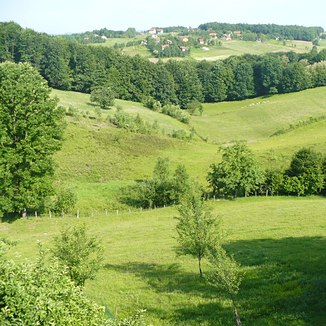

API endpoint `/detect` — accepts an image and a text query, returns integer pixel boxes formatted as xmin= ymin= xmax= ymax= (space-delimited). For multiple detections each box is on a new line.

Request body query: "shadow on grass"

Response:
xmin=106 ymin=261 xmax=217 ymax=299
xmin=106 ymin=236 xmax=326 ymax=325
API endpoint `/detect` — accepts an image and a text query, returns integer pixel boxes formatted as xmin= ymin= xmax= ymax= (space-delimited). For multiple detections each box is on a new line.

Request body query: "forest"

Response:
xmin=1 ymin=21 xmax=326 ymax=110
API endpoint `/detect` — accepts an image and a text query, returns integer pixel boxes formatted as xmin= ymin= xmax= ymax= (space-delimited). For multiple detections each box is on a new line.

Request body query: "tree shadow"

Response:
xmin=224 ymin=236 xmax=326 ymax=325
xmin=1 ymin=212 xmax=21 ymax=223
xmin=106 ymin=261 xmax=217 ymax=299
xmin=106 ymin=236 xmax=326 ymax=325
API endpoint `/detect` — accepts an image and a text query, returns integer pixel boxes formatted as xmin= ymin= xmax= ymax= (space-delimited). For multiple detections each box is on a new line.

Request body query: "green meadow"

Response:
xmin=95 ymin=37 xmax=325 ymax=60
xmin=2 ymin=86 xmax=326 ymax=324
xmin=3 ymin=197 xmax=326 ymax=325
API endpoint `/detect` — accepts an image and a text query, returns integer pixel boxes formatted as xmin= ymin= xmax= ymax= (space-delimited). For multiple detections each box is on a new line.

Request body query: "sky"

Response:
xmin=1 ymin=0 xmax=325 ymax=35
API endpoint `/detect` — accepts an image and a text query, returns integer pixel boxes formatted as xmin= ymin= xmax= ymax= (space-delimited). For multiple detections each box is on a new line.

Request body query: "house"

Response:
xmin=179 ymin=46 xmax=188 ymax=52
xmin=161 ymin=44 xmax=170 ymax=50
xmin=209 ymin=32 xmax=218 ymax=39
xmin=233 ymin=31 xmax=241 ymax=37
xmin=148 ymin=27 xmax=164 ymax=35
xmin=198 ymin=38 xmax=205 ymax=45
xmin=222 ymin=33 xmax=232 ymax=41
xmin=101 ymin=35 xmax=107 ymax=40
xmin=179 ymin=36 xmax=189 ymax=43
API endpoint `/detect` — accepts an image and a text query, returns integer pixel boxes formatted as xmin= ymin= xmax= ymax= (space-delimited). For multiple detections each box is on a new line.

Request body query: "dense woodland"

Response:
xmin=1 ymin=21 xmax=326 ymax=109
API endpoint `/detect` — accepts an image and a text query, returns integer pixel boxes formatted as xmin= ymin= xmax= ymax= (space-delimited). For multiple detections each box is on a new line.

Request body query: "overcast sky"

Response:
xmin=1 ymin=0 xmax=325 ymax=34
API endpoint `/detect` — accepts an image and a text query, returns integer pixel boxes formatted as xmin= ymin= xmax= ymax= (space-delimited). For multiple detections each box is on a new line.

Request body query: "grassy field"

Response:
xmin=2 ymin=86 xmax=326 ymax=324
xmin=2 ymin=196 xmax=326 ymax=325
xmin=93 ymin=37 xmax=325 ymax=61
xmin=190 ymin=39 xmax=316 ymax=61
xmin=51 ymin=87 xmax=326 ymax=209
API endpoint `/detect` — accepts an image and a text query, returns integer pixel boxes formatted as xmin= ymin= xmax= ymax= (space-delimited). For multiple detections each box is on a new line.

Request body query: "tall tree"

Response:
xmin=227 ymin=60 xmax=255 ymax=100
xmin=166 ymin=60 xmax=203 ymax=108
xmin=0 ymin=62 xmax=65 ymax=217
xmin=258 ymin=55 xmax=284 ymax=94
xmin=279 ymin=62 xmax=311 ymax=93
xmin=42 ymin=38 xmax=72 ymax=90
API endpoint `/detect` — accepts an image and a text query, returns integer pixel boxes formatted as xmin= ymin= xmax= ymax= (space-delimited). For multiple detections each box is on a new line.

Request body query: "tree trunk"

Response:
xmin=198 ymin=256 xmax=203 ymax=277
xmin=231 ymin=296 xmax=242 ymax=326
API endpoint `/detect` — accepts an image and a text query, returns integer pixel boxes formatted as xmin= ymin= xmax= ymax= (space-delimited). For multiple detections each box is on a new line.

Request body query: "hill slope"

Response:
xmin=53 ymin=87 xmax=326 ymax=209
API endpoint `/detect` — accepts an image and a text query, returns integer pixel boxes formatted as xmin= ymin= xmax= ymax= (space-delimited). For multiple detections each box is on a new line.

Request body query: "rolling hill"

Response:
xmin=50 ymin=86 xmax=326 ymax=210
xmin=1 ymin=86 xmax=326 ymax=325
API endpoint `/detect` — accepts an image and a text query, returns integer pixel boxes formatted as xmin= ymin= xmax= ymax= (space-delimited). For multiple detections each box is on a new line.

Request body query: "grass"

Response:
xmin=2 ymin=196 xmax=326 ymax=325
xmin=91 ymin=38 xmax=324 ymax=61
xmin=3 ymin=85 xmax=326 ymax=324
xmin=190 ymin=39 xmax=315 ymax=61
xmin=51 ymin=87 xmax=326 ymax=208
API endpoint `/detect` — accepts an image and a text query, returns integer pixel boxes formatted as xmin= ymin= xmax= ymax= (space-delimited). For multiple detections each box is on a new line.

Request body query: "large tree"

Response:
xmin=284 ymin=147 xmax=324 ymax=195
xmin=207 ymin=142 xmax=263 ymax=198
xmin=0 ymin=62 xmax=65 ymax=217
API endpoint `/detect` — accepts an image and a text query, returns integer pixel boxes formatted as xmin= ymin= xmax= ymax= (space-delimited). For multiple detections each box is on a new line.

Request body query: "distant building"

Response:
xmin=209 ymin=32 xmax=218 ymax=39
xmin=148 ymin=27 xmax=164 ymax=35
xmin=179 ymin=46 xmax=188 ymax=52
xmin=198 ymin=38 xmax=205 ymax=45
xmin=222 ymin=33 xmax=232 ymax=41
xmin=179 ymin=36 xmax=189 ymax=43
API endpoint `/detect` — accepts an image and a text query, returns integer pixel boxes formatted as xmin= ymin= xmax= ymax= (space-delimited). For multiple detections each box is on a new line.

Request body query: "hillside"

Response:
xmin=52 ymin=86 xmax=326 ymax=210
xmin=2 ymin=83 xmax=326 ymax=326
xmin=96 ymin=38 xmax=323 ymax=61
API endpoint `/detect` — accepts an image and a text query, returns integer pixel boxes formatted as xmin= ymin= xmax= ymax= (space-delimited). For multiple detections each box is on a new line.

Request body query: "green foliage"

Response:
xmin=279 ymin=62 xmax=312 ymax=93
xmin=50 ymin=188 xmax=77 ymax=214
xmin=52 ymin=225 xmax=103 ymax=286
xmin=284 ymin=148 xmax=324 ymax=195
xmin=110 ymin=109 xmax=159 ymax=134
xmin=207 ymin=143 xmax=264 ymax=198
xmin=91 ymin=86 xmax=115 ymax=109
xmin=262 ymin=168 xmax=284 ymax=196
xmin=121 ymin=158 xmax=192 ymax=208
xmin=0 ymin=62 xmax=65 ymax=216
xmin=175 ymin=187 xmax=220 ymax=277
xmin=0 ymin=239 xmax=107 ymax=325
xmin=161 ymin=104 xmax=191 ymax=123
xmin=206 ymin=244 xmax=243 ymax=326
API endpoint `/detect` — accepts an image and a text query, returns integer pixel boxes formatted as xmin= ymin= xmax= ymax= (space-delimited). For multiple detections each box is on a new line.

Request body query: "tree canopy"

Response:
xmin=207 ymin=143 xmax=263 ymax=198
xmin=0 ymin=62 xmax=65 ymax=217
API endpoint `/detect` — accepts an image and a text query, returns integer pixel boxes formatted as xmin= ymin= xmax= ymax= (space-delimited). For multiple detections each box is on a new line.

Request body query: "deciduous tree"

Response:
xmin=0 ymin=62 xmax=65 ymax=217
xmin=175 ymin=187 xmax=220 ymax=277
xmin=207 ymin=143 xmax=263 ymax=198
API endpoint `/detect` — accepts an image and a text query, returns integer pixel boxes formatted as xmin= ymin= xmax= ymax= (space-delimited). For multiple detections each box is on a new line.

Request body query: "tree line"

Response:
xmin=1 ymin=22 xmax=326 ymax=109
xmin=122 ymin=144 xmax=326 ymax=210
xmin=198 ymin=22 xmax=324 ymax=42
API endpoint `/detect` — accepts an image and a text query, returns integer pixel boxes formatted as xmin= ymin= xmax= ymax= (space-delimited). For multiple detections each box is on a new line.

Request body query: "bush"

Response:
xmin=0 ymin=239 xmax=107 ymax=325
xmin=110 ymin=109 xmax=159 ymax=135
xmin=90 ymin=86 xmax=115 ymax=109
xmin=161 ymin=104 xmax=190 ymax=124
xmin=52 ymin=225 xmax=103 ymax=286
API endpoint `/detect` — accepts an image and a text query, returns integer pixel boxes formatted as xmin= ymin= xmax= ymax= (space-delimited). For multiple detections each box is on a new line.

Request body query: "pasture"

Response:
xmin=2 ymin=86 xmax=326 ymax=324
xmin=2 ymin=197 xmax=326 ymax=325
